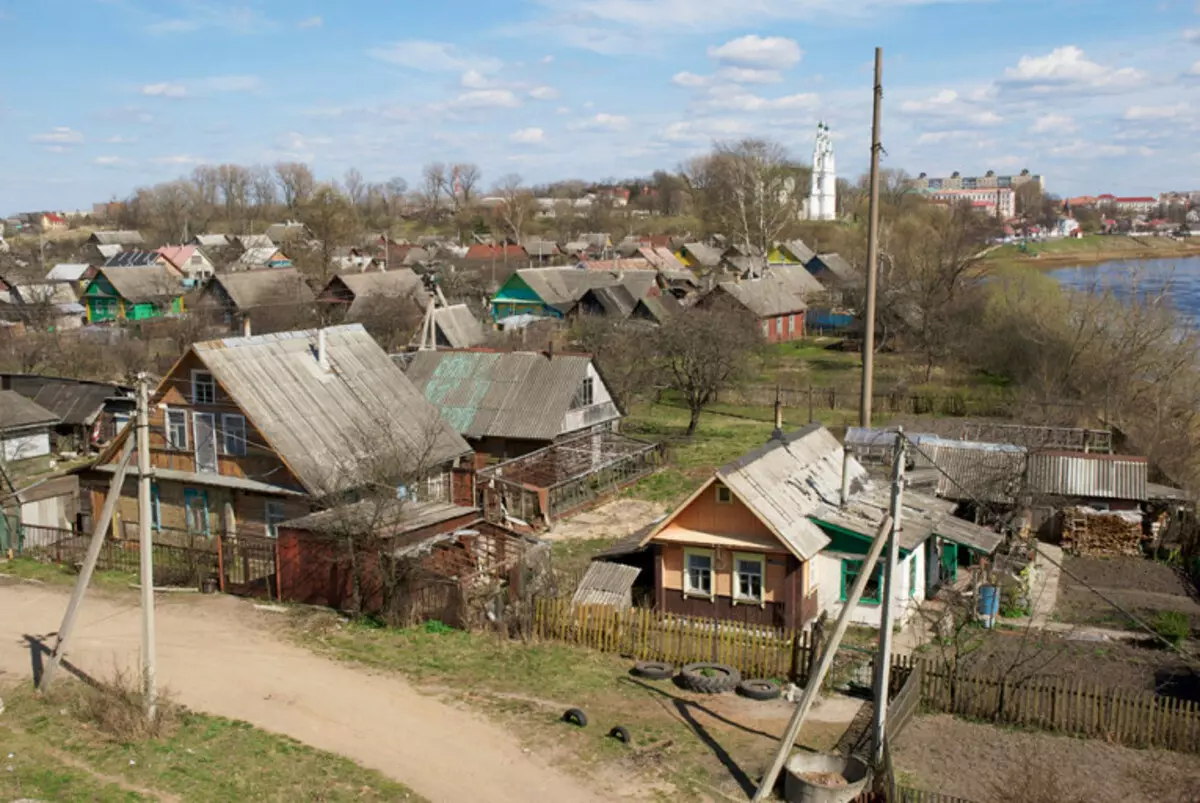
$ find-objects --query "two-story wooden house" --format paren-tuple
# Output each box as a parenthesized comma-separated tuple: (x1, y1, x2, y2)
(82, 324, 474, 545)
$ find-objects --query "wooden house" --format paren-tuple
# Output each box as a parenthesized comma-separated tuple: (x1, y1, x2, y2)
(82, 266, 185, 323)
(195, 268, 315, 325)
(703, 265, 825, 343)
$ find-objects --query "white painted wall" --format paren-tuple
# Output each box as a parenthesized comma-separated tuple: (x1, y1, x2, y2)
(2, 431, 50, 462)
(559, 362, 620, 435)
(812, 547, 926, 629)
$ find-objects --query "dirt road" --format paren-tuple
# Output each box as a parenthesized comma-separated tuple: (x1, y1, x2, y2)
(0, 580, 611, 803)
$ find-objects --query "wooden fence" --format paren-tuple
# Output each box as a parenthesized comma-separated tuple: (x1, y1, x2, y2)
(533, 597, 811, 680)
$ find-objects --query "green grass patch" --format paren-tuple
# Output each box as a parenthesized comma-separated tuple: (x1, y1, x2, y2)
(0, 557, 136, 590)
(551, 537, 623, 576)
(1, 682, 422, 802)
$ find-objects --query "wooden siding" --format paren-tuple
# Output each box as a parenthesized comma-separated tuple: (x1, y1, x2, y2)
(660, 481, 780, 547)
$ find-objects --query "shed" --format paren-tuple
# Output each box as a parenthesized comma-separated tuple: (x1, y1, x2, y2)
(571, 561, 641, 609)
(0, 389, 60, 462)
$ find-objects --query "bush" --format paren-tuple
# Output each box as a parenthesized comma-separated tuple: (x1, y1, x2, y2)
(1153, 611, 1191, 646)
(59, 668, 177, 742)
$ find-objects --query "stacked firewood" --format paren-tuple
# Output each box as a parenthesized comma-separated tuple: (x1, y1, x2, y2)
(1062, 507, 1143, 557)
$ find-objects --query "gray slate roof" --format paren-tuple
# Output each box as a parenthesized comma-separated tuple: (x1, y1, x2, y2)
(515, 267, 658, 312)
(330, 269, 428, 317)
(432, 304, 485, 348)
(89, 230, 144, 246)
(0, 375, 127, 427)
(572, 561, 641, 609)
(46, 263, 91, 282)
(208, 268, 315, 312)
(404, 350, 600, 441)
(0, 389, 61, 431)
(777, 239, 816, 264)
(190, 324, 472, 497)
(808, 253, 859, 285)
(191, 234, 232, 248)
(282, 499, 478, 536)
(681, 242, 722, 268)
(93, 266, 183, 302)
(237, 234, 276, 250)
(715, 265, 825, 318)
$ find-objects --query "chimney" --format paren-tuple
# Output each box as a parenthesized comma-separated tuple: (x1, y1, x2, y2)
(242, 316, 252, 338)
(840, 446, 854, 508)
(317, 328, 329, 371)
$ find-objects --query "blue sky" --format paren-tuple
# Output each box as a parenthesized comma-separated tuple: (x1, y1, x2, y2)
(2, 0, 1199, 214)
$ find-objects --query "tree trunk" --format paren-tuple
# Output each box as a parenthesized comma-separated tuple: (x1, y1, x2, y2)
(686, 406, 703, 437)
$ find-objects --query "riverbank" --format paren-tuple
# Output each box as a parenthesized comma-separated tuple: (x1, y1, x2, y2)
(986, 235, 1200, 271)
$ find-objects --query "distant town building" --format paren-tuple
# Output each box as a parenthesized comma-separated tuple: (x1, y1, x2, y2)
(805, 123, 837, 221)
(923, 187, 1015, 219)
(910, 169, 1044, 195)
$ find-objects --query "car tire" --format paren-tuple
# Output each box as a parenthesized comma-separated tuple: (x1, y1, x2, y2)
(678, 662, 741, 694)
(737, 679, 782, 701)
(562, 707, 588, 727)
(608, 725, 631, 744)
(631, 661, 675, 680)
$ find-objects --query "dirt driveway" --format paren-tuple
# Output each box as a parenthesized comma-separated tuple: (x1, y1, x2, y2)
(0, 580, 613, 803)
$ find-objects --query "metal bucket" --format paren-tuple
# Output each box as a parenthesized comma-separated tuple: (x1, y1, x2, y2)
(783, 753, 870, 803)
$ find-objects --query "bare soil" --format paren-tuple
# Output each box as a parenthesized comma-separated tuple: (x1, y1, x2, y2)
(894, 714, 1200, 803)
(548, 499, 666, 542)
(1056, 555, 1200, 630)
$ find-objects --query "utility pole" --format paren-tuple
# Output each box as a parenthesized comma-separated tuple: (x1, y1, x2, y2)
(860, 47, 884, 428)
(872, 427, 906, 764)
(136, 374, 158, 721)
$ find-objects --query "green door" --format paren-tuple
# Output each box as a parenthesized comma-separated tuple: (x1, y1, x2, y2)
(940, 542, 958, 583)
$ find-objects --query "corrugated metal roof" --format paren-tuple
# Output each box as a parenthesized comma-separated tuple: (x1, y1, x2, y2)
(681, 242, 723, 267)
(808, 253, 859, 285)
(90, 230, 144, 246)
(209, 268, 314, 312)
(777, 239, 815, 264)
(514, 267, 658, 312)
(0, 389, 60, 431)
(929, 438, 1028, 503)
(191, 324, 472, 497)
(715, 265, 824, 318)
(46, 263, 91, 282)
(236, 234, 275, 250)
(1025, 452, 1147, 502)
(5, 376, 125, 426)
(92, 266, 184, 302)
(571, 561, 641, 609)
(236, 247, 284, 268)
(432, 304, 485, 348)
(191, 234, 231, 247)
(282, 500, 477, 534)
(405, 350, 603, 441)
(95, 464, 304, 496)
(332, 269, 428, 317)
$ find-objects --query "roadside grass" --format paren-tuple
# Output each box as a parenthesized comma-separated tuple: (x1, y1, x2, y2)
(0, 557, 135, 591)
(290, 612, 849, 801)
(1, 680, 422, 802)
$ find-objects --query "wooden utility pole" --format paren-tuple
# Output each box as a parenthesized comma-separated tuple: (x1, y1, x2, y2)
(860, 47, 884, 428)
(752, 514, 895, 802)
(136, 374, 158, 720)
(872, 428, 906, 764)
(38, 438, 135, 692)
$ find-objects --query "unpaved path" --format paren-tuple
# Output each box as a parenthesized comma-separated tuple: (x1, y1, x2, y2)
(0, 580, 611, 803)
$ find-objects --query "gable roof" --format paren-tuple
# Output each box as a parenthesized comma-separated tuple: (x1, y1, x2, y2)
(326, 269, 428, 317)
(776, 239, 816, 264)
(89, 230, 143, 246)
(715, 265, 824, 318)
(92, 244, 123, 262)
(90, 266, 184, 302)
(431, 304, 485, 348)
(511, 267, 659, 312)
(185, 325, 471, 497)
(237, 234, 276, 250)
(236, 246, 285, 267)
(104, 250, 167, 269)
(0, 375, 128, 427)
(156, 245, 202, 271)
(265, 222, 312, 243)
(191, 234, 231, 248)
(404, 350, 600, 441)
(808, 253, 859, 285)
(207, 268, 315, 312)
(46, 263, 93, 283)
(0, 389, 61, 431)
(465, 243, 528, 261)
(680, 242, 723, 268)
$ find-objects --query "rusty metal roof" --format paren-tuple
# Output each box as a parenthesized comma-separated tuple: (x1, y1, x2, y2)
(404, 350, 611, 441)
(1025, 452, 1147, 502)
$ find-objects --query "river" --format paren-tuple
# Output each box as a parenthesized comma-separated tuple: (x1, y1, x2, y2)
(1048, 256, 1200, 325)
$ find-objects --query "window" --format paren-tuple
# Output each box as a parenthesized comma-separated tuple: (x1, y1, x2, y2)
(573, 377, 595, 408)
(192, 371, 215, 405)
(221, 414, 247, 456)
(265, 500, 287, 539)
(425, 471, 448, 502)
(184, 488, 210, 536)
(715, 485, 733, 504)
(841, 559, 883, 605)
(165, 408, 188, 450)
(734, 553, 764, 602)
(684, 549, 713, 597)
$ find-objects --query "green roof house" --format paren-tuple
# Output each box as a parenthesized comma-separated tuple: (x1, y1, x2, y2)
(83, 266, 185, 323)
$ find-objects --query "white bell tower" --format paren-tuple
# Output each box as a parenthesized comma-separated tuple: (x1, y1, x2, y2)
(808, 122, 837, 221)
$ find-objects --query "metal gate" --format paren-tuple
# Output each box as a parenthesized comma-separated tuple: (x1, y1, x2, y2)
(219, 533, 278, 598)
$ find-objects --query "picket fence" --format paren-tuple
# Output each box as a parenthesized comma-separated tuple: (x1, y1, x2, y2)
(534, 599, 1200, 754)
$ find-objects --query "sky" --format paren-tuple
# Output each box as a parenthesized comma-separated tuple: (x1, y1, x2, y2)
(1, 0, 1199, 214)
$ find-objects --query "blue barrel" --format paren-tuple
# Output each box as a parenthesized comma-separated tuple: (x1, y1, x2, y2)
(978, 584, 1000, 627)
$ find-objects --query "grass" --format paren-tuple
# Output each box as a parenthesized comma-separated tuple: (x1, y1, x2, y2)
(1, 680, 422, 802)
(551, 536, 624, 576)
(0, 557, 136, 591)
(290, 611, 850, 801)
(985, 234, 1200, 268)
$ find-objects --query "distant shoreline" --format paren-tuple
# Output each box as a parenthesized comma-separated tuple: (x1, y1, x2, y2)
(987, 240, 1200, 272)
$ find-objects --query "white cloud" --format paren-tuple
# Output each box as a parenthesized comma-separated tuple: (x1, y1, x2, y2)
(30, 127, 83, 144)
(297, 16, 323, 29)
(541, 55, 555, 64)
(672, 71, 709, 88)
(1190, 60, 1200, 76)
(707, 35, 802, 70)
(1049, 140, 1130, 158)
(717, 67, 783, 84)
(1030, 113, 1076, 133)
(704, 85, 818, 112)
(1124, 103, 1189, 120)
(436, 89, 521, 112)
(143, 82, 188, 98)
(900, 89, 960, 112)
(569, 113, 631, 132)
(510, 127, 545, 144)
(916, 131, 955, 145)
(370, 40, 502, 74)
(152, 155, 204, 165)
(1184, 28, 1200, 43)
(461, 69, 491, 88)
(529, 86, 559, 100)
(662, 117, 753, 143)
(1001, 46, 1145, 92)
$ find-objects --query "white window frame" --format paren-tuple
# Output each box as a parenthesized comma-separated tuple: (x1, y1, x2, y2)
(683, 547, 714, 599)
(164, 407, 188, 450)
(265, 500, 287, 538)
(220, 414, 247, 456)
(191, 370, 216, 405)
(733, 552, 766, 604)
(715, 485, 733, 505)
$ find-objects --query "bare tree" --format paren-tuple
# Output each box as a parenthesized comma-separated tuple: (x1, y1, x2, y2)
(417, 163, 449, 221)
(657, 301, 761, 436)
(343, 168, 366, 209)
(216, 163, 251, 233)
(296, 184, 356, 287)
(249, 164, 278, 225)
(494, 174, 536, 242)
(190, 165, 221, 213)
(275, 162, 316, 210)
(134, 180, 210, 243)
(451, 163, 482, 211)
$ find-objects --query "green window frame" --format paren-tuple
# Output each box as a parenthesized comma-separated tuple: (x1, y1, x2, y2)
(840, 559, 883, 605)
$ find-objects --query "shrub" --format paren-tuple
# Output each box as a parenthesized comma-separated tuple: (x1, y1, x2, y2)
(1153, 611, 1191, 646)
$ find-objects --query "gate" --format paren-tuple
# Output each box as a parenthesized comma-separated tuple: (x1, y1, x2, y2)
(218, 533, 279, 598)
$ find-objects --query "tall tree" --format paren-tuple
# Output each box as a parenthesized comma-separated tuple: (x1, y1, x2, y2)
(417, 162, 449, 221)
(216, 163, 251, 233)
(494, 173, 536, 242)
(275, 162, 316, 211)
(451, 163, 482, 211)
(297, 183, 355, 287)
(343, 168, 366, 209)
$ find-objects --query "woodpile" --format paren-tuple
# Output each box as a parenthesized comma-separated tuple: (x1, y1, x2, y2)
(1062, 507, 1143, 557)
